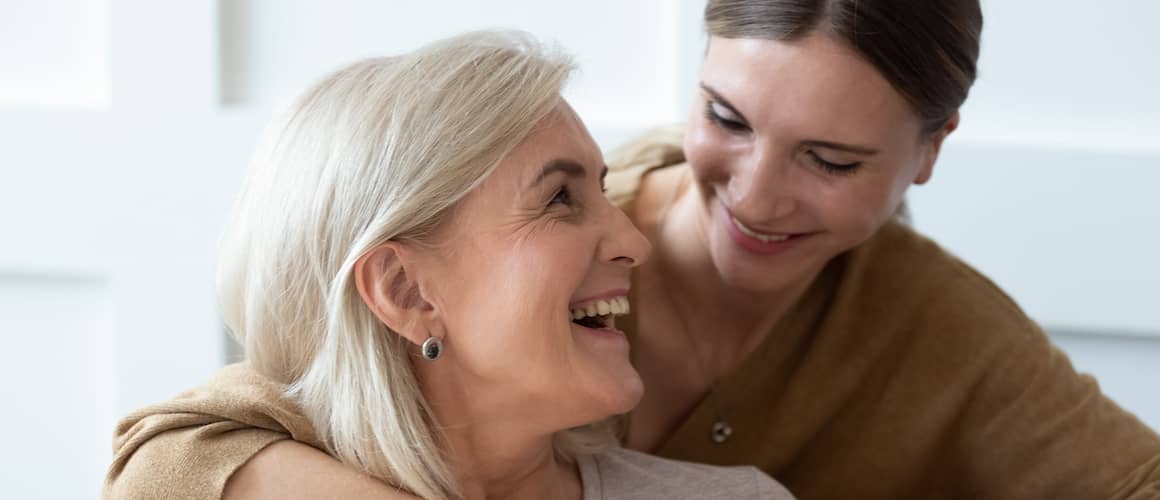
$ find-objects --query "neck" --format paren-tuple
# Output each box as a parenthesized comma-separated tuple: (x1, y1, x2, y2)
(446, 432, 578, 500)
(417, 370, 583, 500)
(653, 182, 819, 376)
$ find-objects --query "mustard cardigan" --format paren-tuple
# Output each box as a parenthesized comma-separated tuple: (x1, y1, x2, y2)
(605, 126, 1160, 499)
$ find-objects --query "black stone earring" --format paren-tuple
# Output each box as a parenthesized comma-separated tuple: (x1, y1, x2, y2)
(421, 336, 443, 361)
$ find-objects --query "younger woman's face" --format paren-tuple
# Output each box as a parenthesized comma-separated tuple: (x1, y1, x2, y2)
(417, 101, 651, 433)
(684, 34, 951, 293)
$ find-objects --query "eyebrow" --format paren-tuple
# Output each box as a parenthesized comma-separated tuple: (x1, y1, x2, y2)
(530, 159, 607, 188)
(702, 83, 880, 156)
(802, 140, 880, 156)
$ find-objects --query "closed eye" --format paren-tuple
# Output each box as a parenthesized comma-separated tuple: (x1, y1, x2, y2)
(806, 150, 862, 175)
(705, 100, 750, 133)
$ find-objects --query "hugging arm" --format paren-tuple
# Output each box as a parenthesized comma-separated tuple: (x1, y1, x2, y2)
(224, 440, 421, 500)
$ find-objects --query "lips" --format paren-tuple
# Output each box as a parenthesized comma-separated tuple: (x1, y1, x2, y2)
(720, 202, 807, 255)
(730, 215, 791, 242)
(568, 290, 630, 337)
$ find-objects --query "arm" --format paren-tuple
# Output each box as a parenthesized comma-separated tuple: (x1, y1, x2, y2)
(955, 320, 1160, 499)
(224, 440, 421, 500)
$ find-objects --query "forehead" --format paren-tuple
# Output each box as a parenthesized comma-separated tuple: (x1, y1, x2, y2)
(492, 102, 601, 186)
(430, 102, 600, 239)
(702, 34, 920, 140)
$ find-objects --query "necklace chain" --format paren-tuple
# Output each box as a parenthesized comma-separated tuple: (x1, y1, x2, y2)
(651, 169, 734, 444)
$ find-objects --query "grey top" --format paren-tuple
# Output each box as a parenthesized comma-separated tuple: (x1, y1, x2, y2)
(578, 448, 794, 499)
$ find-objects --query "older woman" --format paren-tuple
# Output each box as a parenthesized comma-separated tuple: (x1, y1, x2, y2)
(608, 0, 1160, 499)
(103, 32, 792, 499)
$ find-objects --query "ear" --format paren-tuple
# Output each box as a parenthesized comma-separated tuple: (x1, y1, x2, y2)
(914, 111, 960, 186)
(354, 242, 441, 347)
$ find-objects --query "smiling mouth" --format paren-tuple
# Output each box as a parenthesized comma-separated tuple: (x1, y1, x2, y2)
(730, 215, 792, 242)
(570, 296, 629, 330)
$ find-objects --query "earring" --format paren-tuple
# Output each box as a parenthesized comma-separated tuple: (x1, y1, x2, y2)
(421, 336, 443, 361)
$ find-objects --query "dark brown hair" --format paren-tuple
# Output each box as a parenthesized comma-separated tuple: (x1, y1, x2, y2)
(705, 0, 983, 134)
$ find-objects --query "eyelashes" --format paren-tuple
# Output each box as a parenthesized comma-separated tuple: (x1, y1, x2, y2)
(704, 99, 864, 176)
(544, 185, 593, 223)
(806, 151, 862, 175)
(704, 101, 749, 132)
(549, 185, 573, 207)
(546, 176, 608, 210)
(540, 186, 581, 226)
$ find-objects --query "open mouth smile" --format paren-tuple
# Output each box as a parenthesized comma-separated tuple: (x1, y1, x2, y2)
(569, 296, 629, 331)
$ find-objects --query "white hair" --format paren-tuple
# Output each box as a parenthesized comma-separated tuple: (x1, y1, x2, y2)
(216, 31, 584, 499)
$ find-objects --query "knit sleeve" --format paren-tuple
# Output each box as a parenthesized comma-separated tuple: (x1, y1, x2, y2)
(928, 270, 1160, 498)
(102, 364, 323, 500)
(103, 416, 289, 500)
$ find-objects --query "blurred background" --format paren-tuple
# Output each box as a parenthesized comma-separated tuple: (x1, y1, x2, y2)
(0, 0, 1156, 498)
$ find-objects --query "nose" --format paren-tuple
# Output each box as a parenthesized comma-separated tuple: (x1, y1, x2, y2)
(730, 147, 797, 220)
(599, 202, 651, 268)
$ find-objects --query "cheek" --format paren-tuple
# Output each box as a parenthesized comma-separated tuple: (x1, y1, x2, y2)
(819, 174, 909, 239)
(867, 157, 925, 223)
(448, 234, 592, 362)
(684, 116, 730, 183)
(478, 246, 569, 321)
(440, 260, 557, 386)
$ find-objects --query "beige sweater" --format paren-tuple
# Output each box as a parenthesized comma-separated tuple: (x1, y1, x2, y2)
(103, 363, 793, 499)
(104, 364, 317, 499)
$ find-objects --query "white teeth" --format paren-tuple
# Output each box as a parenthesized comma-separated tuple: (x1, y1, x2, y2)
(570, 296, 630, 322)
(732, 216, 790, 243)
(620, 296, 631, 315)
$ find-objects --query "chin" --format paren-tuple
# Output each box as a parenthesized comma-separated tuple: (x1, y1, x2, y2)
(586, 365, 645, 418)
(716, 259, 788, 292)
(707, 238, 807, 293)
(608, 372, 645, 414)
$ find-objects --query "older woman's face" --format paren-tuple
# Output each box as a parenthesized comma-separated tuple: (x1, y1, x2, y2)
(417, 102, 651, 432)
(684, 34, 951, 293)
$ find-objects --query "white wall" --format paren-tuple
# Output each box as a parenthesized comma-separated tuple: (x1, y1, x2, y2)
(958, 0, 1160, 152)
(0, 0, 1156, 498)
(0, 0, 110, 108)
(0, 277, 116, 497)
(218, 0, 687, 135)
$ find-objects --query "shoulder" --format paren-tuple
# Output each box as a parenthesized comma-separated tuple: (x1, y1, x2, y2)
(223, 440, 417, 500)
(844, 221, 1038, 344)
(835, 225, 1160, 498)
(104, 363, 321, 499)
(585, 448, 794, 499)
(824, 221, 1063, 403)
(604, 124, 688, 213)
